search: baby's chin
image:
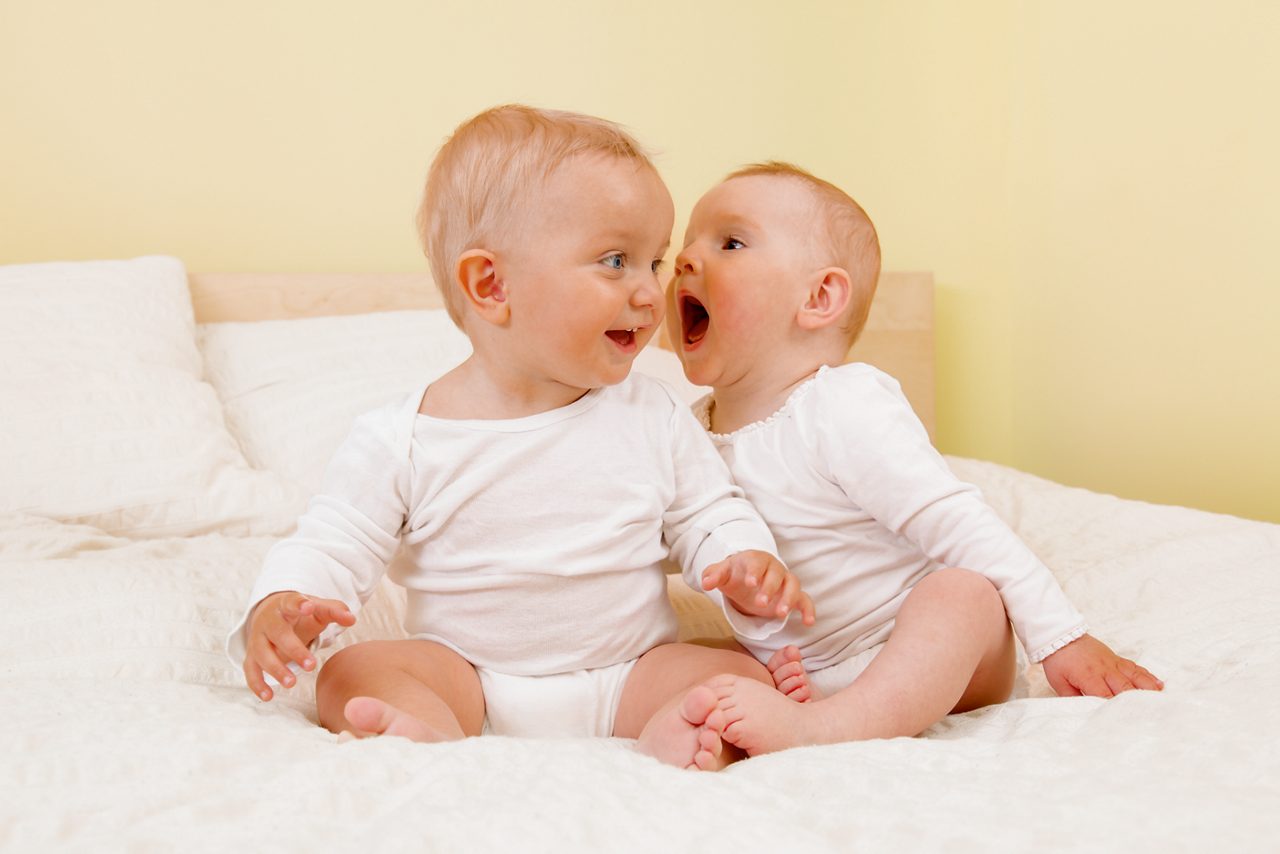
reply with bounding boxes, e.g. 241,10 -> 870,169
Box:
676,361 -> 717,390
593,360 -> 637,388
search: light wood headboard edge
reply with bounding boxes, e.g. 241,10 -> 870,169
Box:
189,270 -> 935,437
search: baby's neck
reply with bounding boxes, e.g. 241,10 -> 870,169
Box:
421,356 -> 589,420
709,360 -> 833,435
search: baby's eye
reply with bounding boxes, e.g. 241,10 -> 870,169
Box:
651,259 -> 665,274
602,253 -> 625,270
722,237 -> 745,251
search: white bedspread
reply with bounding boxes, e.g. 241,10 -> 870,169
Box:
3,458 -> 1278,853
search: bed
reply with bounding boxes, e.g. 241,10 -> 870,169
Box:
2,256 -> 1277,852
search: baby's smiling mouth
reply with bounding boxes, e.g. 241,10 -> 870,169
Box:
680,295 -> 709,347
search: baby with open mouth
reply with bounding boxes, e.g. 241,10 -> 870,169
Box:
666,161 -> 1162,756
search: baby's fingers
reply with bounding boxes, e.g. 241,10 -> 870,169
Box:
243,657 -> 273,702
793,590 -> 816,626
275,591 -> 314,622
1123,660 -> 1164,691
1101,662 -> 1159,696
1103,670 -> 1136,696
701,562 -> 730,592
251,639 -> 299,693
736,555 -> 764,590
299,597 -> 356,629
754,562 -> 786,606
765,572 -> 800,617
267,625 -> 316,674
1073,671 -> 1115,698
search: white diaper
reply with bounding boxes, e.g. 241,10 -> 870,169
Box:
476,658 -> 638,738
808,643 -> 886,698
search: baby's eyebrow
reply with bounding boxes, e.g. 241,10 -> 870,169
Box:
595,226 -> 665,245
713,213 -> 760,233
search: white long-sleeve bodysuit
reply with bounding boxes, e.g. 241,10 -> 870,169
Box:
227,373 -> 782,679
695,363 -> 1087,672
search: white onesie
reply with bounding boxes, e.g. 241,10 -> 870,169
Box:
695,363 -> 1087,690
227,372 -> 782,736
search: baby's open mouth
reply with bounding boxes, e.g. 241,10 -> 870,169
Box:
680,295 -> 709,347
605,328 -> 637,348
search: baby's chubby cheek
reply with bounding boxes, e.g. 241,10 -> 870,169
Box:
650,293 -> 667,328
662,285 -> 683,346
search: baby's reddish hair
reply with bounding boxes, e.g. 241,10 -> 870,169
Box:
418,105 -> 655,326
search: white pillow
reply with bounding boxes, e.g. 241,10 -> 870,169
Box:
198,310 -> 707,493
199,310 -> 473,492
0,257 -> 305,537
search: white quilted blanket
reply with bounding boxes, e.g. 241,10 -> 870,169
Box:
3,458 -> 1278,853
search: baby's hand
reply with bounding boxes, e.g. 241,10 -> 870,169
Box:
1041,633 -> 1163,698
701,550 -> 816,626
242,590 -> 356,702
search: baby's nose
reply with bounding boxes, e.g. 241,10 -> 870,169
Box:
632,272 -> 662,310
674,249 -> 699,276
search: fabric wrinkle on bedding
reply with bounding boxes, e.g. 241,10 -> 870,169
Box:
3,459 -> 1278,853
3,263 -> 1279,851
0,257 -> 308,538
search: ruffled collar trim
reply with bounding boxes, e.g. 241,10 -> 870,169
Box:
695,365 -> 830,442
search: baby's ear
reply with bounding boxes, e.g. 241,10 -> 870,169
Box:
796,267 -> 852,331
456,250 -> 509,325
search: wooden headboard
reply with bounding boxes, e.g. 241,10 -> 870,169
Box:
188,271 -> 935,437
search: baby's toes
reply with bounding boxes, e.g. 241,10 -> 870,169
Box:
772,661 -> 806,684
691,728 -> 723,770
679,684 -> 719,727
766,645 -> 802,675
704,707 -> 726,733
788,684 -> 813,703
721,718 -> 747,747
705,673 -> 739,702
698,726 -> 722,757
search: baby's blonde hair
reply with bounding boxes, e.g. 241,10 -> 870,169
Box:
418,104 -> 655,326
726,161 -> 881,343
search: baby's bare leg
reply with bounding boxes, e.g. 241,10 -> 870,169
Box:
316,639 -> 484,742
714,568 -> 1015,755
614,642 -> 771,770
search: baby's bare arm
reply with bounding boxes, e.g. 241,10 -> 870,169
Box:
242,591 -> 356,701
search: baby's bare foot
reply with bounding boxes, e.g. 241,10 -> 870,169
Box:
340,696 -> 456,743
767,645 -> 816,702
709,674 -> 825,756
635,684 -> 728,771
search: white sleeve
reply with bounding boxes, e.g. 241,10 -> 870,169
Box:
658,387 -> 788,641
812,369 -> 1087,662
224,404 -> 411,667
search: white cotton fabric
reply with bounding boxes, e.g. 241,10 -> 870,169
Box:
198,311 -> 707,493
696,363 -> 1087,666
227,372 -> 782,676
477,658 -> 636,738
806,641 -> 885,697
0,256 -> 303,536
5,460 -> 1279,853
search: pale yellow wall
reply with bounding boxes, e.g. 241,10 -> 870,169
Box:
1004,3 -> 1280,523
2,1 -> 1276,522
